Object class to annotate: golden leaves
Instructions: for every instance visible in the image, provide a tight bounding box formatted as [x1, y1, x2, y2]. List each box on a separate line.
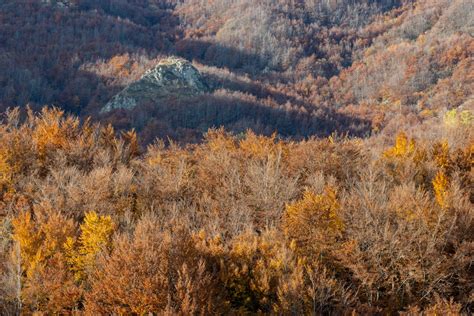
[219, 230, 293, 312]
[12, 209, 75, 278]
[11, 211, 42, 277]
[1, 108, 473, 314]
[205, 128, 237, 153]
[239, 131, 281, 159]
[65, 211, 115, 282]
[384, 132, 416, 159]
[284, 187, 343, 256]
[432, 171, 449, 209]
[32, 108, 77, 160]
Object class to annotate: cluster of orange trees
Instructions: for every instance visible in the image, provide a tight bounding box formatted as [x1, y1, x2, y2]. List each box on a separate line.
[0, 107, 472, 314]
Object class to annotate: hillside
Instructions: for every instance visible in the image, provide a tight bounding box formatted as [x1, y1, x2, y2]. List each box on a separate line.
[1, 0, 472, 142]
[0, 0, 473, 314]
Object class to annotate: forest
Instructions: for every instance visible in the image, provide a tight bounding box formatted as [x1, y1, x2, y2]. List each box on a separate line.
[0, 106, 472, 314]
[1, 0, 472, 142]
[0, 0, 473, 314]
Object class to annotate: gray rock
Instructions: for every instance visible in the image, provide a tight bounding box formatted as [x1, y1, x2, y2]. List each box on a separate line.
[102, 57, 209, 113]
[41, 0, 71, 8]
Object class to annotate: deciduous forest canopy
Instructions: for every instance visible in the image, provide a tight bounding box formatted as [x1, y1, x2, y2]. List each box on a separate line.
[0, 0, 473, 314]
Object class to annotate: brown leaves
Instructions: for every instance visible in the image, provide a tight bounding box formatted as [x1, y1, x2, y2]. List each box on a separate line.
[85, 216, 219, 315]
[0, 109, 472, 314]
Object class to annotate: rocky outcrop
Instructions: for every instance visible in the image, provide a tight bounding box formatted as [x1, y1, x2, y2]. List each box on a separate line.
[42, 0, 72, 8]
[102, 57, 209, 113]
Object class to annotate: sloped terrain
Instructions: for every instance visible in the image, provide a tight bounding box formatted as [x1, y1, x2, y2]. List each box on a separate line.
[1, 0, 472, 143]
[0, 1, 473, 315]
[0, 1, 470, 139]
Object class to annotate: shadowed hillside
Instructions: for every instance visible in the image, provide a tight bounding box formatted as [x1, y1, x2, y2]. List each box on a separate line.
[1, 0, 471, 143]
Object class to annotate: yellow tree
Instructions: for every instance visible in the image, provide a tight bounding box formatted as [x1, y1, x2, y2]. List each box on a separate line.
[432, 171, 449, 209]
[283, 187, 344, 258]
[11, 209, 81, 312]
[32, 108, 73, 162]
[382, 132, 428, 186]
[65, 211, 115, 282]
[383, 132, 416, 159]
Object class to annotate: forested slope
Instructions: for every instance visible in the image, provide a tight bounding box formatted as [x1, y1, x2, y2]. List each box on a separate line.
[1, 0, 472, 142]
[0, 0, 473, 314]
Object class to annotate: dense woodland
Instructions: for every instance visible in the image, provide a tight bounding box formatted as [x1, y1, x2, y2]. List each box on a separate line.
[1, 0, 472, 141]
[0, 106, 472, 314]
[0, 0, 473, 314]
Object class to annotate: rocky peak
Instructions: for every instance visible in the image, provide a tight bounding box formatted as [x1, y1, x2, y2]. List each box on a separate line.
[102, 57, 209, 113]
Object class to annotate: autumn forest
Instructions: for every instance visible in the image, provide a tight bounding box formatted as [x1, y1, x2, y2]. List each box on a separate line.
[0, 0, 473, 314]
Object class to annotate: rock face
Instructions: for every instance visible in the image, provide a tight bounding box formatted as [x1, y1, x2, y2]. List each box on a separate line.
[102, 57, 209, 113]
[42, 0, 71, 8]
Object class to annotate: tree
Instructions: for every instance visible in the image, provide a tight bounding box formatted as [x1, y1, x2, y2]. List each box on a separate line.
[84, 216, 219, 315]
[283, 187, 343, 258]
[11, 209, 81, 313]
[65, 211, 115, 282]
